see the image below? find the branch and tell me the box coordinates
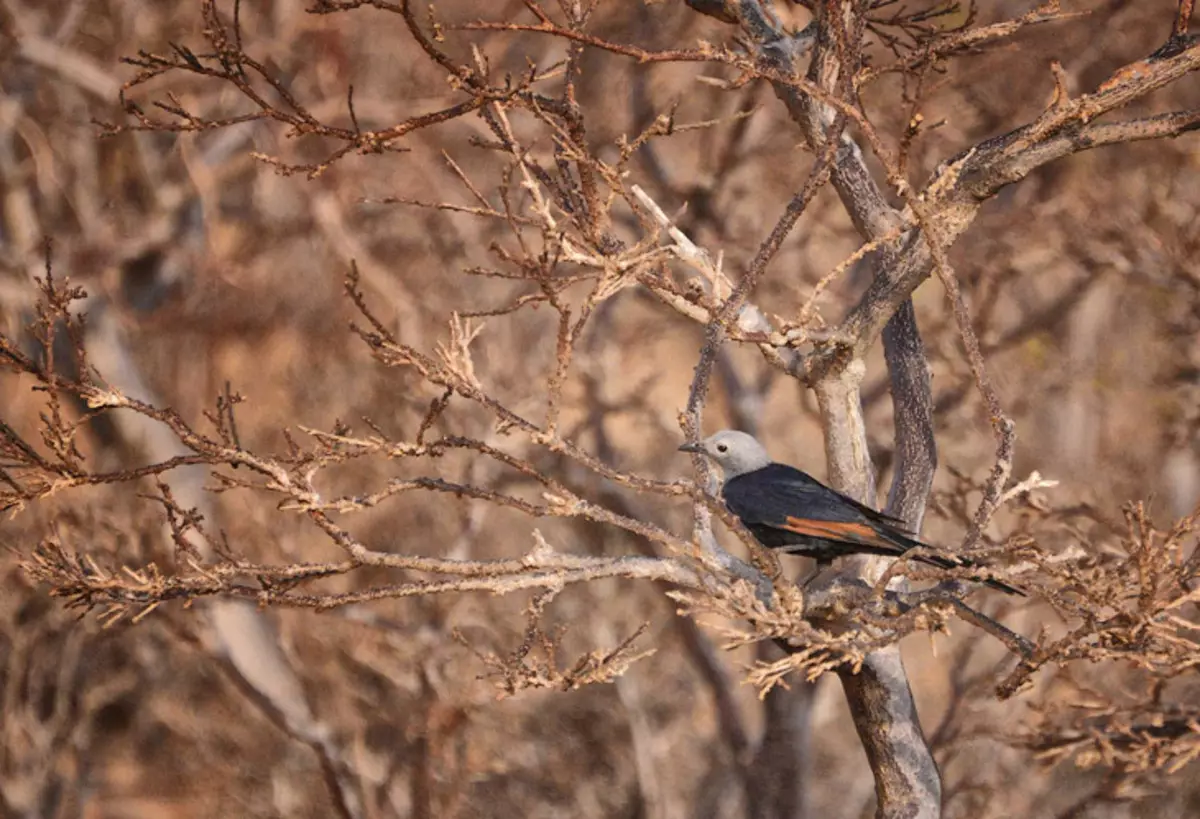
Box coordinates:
[24,536,703,616]
[757,3,943,816]
[881,301,936,531]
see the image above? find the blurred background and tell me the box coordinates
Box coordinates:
[2,1,1199,817]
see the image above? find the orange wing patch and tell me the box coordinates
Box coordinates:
[781,517,891,547]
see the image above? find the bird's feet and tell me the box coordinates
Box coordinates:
[798,561,832,591]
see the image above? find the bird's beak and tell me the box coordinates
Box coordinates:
[678,442,704,454]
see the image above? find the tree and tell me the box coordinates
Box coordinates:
[2,1,1199,817]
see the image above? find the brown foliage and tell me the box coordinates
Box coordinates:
[2,1,1200,817]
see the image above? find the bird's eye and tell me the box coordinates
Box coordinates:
[716,444,728,453]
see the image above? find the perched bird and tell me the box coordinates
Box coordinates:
[679,430,1023,596]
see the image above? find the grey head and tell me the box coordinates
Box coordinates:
[678,430,773,480]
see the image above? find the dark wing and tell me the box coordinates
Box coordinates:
[792,470,914,532]
[724,463,912,533]
[723,464,1025,596]
[775,517,902,549]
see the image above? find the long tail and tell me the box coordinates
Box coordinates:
[866,519,1025,596]
[914,552,1025,597]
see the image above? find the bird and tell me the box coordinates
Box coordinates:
[679,429,1023,596]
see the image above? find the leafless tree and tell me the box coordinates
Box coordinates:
[3,2,1199,817]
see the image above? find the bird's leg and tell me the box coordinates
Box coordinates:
[799,558,832,590]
